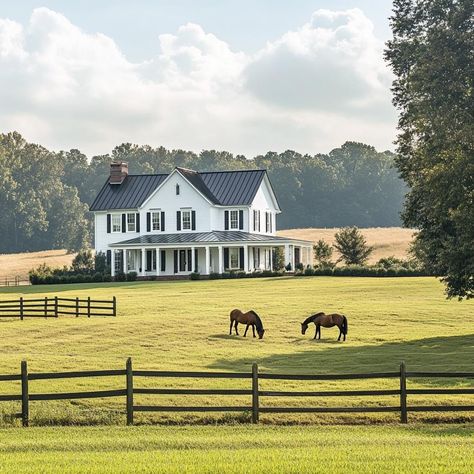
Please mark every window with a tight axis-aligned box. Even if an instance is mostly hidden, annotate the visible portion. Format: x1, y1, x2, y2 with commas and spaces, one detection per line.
230, 210, 239, 230
176, 183, 180, 195
127, 213, 136, 232
112, 214, 121, 233
253, 210, 260, 232
265, 211, 272, 233
229, 248, 240, 269
114, 250, 122, 272
152, 212, 160, 231
182, 210, 191, 230
127, 250, 136, 272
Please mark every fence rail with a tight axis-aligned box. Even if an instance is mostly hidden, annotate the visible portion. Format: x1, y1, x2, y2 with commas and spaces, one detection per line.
0, 359, 472, 427
0, 296, 116, 319
0, 276, 30, 287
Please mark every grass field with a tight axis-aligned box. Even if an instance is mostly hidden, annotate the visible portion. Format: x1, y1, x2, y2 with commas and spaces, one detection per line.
0, 276, 473, 426
278, 227, 415, 264
0, 424, 472, 473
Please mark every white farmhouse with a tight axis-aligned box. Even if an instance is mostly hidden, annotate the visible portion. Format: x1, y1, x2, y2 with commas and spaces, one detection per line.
90, 162, 312, 277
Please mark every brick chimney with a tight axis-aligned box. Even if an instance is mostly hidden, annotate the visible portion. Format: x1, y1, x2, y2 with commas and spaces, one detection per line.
109, 161, 128, 185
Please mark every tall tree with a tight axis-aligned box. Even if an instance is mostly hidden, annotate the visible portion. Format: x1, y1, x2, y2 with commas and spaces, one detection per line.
385, 0, 474, 298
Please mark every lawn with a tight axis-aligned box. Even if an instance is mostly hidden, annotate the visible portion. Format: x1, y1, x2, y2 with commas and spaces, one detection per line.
0, 424, 472, 473
0, 276, 473, 425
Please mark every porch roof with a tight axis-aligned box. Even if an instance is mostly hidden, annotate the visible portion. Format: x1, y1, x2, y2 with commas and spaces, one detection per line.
109, 231, 312, 247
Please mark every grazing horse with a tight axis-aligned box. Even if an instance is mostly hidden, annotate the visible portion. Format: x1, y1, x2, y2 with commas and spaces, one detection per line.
301, 312, 348, 341
229, 309, 265, 339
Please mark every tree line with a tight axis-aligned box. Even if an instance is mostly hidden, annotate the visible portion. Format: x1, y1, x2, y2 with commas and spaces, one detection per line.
0, 131, 405, 254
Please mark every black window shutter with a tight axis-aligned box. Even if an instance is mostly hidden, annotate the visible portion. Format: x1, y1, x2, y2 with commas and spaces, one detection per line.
107, 214, 111, 233
194, 248, 198, 273
146, 251, 152, 272
106, 250, 111, 266
270, 213, 273, 233
174, 250, 178, 273
146, 212, 151, 232
239, 247, 244, 270
187, 249, 192, 271
224, 248, 229, 269
265, 212, 269, 233
191, 211, 196, 230
239, 210, 244, 230
120, 250, 124, 272
122, 214, 126, 233
258, 210, 261, 232
161, 211, 165, 231
176, 211, 181, 231
136, 213, 140, 232
161, 250, 166, 272
224, 210, 229, 230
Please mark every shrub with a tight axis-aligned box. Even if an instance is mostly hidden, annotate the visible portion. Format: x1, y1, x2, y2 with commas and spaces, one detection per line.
334, 227, 373, 265
295, 262, 304, 272
209, 272, 221, 280
304, 266, 315, 276
190, 272, 201, 280
71, 249, 94, 273
285, 263, 292, 272
272, 248, 285, 271
126, 272, 138, 282
115, 272, 126, 282
94, 251, 108, 273
313, 240, 334, 268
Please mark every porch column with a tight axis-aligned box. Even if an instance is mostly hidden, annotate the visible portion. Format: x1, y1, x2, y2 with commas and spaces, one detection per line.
191, 246, 196, 273
218, 245, 224, 274
284, 244, 290, 270
141, 248, 146, 276
123, 249, 128, 274
111, 249, 115, 277
270, 247, 273, 271
205, 246, 210, 275
243, 244, 249, 273
156, 248, 160, 276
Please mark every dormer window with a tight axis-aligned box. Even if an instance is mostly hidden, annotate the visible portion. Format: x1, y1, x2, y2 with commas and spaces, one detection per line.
176, 184, 180, 195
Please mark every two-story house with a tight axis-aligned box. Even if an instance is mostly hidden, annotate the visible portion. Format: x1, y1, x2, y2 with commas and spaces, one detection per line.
90, 162, 313, 277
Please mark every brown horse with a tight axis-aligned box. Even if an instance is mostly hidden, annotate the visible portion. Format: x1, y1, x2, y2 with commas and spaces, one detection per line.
229, 309, 265, 339
301, 312, 348, 341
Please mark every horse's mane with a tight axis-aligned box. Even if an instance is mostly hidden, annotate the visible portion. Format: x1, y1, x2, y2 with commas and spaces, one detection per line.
303, 312, 325, 325
249, 310, 263, 332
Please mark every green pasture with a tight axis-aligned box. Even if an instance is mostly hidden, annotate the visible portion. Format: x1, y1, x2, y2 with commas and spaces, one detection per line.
0, 277, 473, 425
0, 424, 473, 473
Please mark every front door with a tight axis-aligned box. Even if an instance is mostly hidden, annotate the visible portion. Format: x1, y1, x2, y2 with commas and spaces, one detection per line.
179, 250, 187, 272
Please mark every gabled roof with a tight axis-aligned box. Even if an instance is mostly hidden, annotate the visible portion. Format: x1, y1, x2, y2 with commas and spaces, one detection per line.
109, 231, 311, 246
90, 174, 167, 211
90, 168, 268, 211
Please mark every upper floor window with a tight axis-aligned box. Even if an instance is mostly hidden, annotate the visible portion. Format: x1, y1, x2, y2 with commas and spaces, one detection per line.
112, 214, 121, 233
265, 211, 272, 233
253, 210, 260, 232
230, 210, 239, 230
176, 184, 180, 195
182, 210, 191, 230
127, 213, 136, 232
152, 212, 160, 231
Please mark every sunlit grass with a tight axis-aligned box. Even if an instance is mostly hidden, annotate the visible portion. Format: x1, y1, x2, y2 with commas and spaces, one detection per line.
0, 277, 473, 425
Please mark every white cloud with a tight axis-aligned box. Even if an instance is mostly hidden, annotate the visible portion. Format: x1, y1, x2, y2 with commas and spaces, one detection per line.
0, 7, 396, 157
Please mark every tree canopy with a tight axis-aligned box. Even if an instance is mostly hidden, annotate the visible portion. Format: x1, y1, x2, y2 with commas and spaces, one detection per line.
0, 132, 405, 255
385, 0, 473, 298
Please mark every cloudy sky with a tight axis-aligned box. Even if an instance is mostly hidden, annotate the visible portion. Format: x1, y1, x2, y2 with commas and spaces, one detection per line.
0, 1, 397, 157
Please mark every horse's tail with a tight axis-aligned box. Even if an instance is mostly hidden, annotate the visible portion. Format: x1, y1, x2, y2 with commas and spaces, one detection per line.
342, 315, 348, 335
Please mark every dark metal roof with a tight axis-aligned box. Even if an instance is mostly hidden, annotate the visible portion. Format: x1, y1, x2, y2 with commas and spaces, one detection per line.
200, 170, 265, 206
90, 174, 167, 211
110, 231, 311, 246
90, 168, 267, 211
176, 168, 219, 203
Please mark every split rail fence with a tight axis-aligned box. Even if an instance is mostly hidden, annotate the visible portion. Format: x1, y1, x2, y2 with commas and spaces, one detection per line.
0, 359, 473, 426
0, 297, 116, 319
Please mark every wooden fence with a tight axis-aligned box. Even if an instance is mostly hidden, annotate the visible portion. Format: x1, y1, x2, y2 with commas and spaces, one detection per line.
0, 276, 30, 287
0, 359, 473, 426
0, 297, 116, 319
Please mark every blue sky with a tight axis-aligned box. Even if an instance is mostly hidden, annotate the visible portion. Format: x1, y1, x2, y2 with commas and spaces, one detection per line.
0, 1, 397, 157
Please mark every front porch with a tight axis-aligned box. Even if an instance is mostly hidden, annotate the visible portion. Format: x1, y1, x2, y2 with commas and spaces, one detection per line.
109, 231, 312, 277
110, 242, 313, 277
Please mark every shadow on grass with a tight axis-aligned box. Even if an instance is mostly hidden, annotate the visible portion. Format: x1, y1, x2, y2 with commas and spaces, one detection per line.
209, 334, 474, 387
